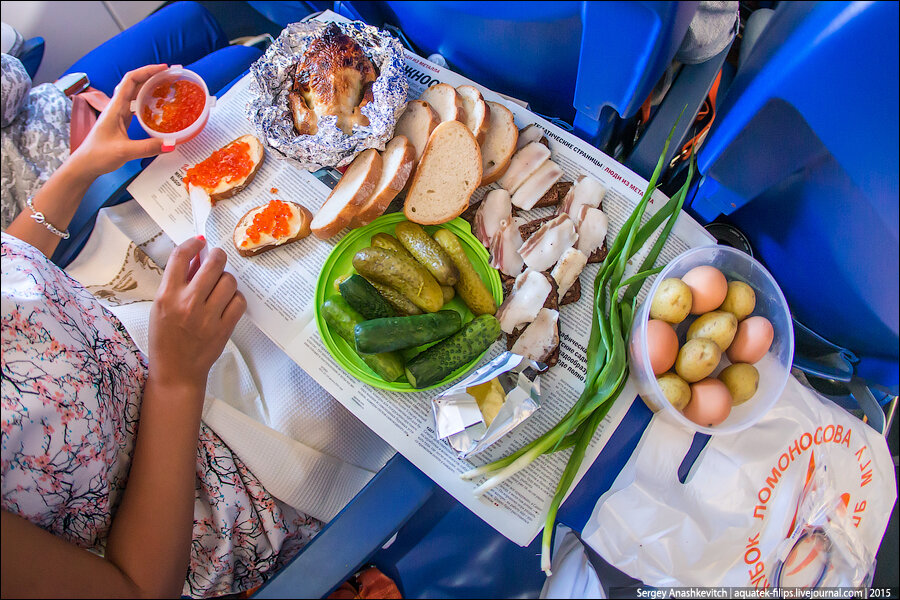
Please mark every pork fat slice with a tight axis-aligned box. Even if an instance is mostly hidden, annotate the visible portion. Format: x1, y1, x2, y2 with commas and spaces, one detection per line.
489, 218, 525, 277
499, 141, 551, 194
559, 175, 606, 227
474, 189, 512, 248
511, 160, 563, 210
518, 214, 578, 272
496, 270, 552, 334
575, 206, 609, 256
510, 308, 559, 364
550, 248, 588, 300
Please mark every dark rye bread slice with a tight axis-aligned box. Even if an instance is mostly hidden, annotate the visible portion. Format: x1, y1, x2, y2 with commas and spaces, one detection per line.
533, 180, 573, 210
588, 240, 609, 264
506, 281, 561, 368
559, 275, 581, 305
518, 214, 556, 240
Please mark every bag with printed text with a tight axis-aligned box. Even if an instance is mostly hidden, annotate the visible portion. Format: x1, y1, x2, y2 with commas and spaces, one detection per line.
581, 376, 896, 588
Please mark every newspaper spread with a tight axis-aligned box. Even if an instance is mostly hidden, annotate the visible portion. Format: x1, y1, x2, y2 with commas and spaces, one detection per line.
127, 11, 714, 547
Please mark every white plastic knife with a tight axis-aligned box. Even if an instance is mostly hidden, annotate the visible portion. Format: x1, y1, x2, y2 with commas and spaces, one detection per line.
188, 185, 211, 261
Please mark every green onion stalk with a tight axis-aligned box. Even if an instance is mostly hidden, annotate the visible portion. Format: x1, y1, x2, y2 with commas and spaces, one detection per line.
460, 116, 696, 575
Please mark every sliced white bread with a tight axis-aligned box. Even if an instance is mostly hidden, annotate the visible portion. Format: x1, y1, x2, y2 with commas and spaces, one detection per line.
419, 83, 466, 124
480, 101, 518, 186
233, 201, 313, 257
185, 134, 265, 204
456, 85, 490, 144
395, 100, 440, 164
311, 148, 382, 239
404, 120, 482, 225
350, 136, 416, 228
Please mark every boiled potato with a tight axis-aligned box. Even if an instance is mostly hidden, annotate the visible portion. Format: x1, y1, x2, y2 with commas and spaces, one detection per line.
675, 338, 721, 383
687, 311, 738, 351
719, 363, 759, 405
719, 281, 756, 321
657, 372, 691, 411
650, 278, 692, 324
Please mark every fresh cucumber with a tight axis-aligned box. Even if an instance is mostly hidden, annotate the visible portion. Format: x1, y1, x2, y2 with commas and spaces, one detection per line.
320, 297, 405, 382
339, 274, 395, 319
367, 280, 424, 316
354, 310, 462, 353
352, 247, 444, 313
405, 314, 501, 388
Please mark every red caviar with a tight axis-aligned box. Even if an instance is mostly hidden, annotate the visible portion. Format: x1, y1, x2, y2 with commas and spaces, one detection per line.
270, 187, 279, 194
142, 80, 205, 133
182, 141, 254, 197
242, 200, 294, 247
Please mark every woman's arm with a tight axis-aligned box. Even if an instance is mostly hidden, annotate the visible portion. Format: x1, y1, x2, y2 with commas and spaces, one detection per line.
5, 64, 167, 258
1, 237, 246, 599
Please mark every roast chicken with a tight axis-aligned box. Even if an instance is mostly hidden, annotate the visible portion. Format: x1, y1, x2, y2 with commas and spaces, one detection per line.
289, 23, 378, 136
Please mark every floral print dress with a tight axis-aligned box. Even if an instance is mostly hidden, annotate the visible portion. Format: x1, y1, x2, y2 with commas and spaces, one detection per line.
0, 233, 321, 597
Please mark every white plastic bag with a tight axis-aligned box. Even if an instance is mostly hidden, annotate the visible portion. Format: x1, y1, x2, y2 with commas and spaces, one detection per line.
581, 375, 896, 588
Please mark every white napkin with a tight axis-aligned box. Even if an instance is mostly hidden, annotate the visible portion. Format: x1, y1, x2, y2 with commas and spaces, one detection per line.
66, 201, 396, 522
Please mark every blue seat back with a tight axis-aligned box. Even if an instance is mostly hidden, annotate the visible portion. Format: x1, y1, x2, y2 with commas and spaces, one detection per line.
689, 1, 899, 384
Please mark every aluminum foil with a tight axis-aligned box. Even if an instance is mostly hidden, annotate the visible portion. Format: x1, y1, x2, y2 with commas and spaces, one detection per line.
246, 20, 408, 171
432, 352, 547, 459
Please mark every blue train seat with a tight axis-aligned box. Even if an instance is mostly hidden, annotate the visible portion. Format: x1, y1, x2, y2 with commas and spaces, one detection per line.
688, 1, 899, 386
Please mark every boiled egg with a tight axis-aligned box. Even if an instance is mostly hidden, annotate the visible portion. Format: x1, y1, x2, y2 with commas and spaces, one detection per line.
682, 266, 728, 314
646, 319, 679, 375
683, 378, 733, 427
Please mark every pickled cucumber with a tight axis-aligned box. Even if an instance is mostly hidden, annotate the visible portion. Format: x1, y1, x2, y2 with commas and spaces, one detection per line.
395, 221, 459, 286
367, 280, 424, 316
433, 229, 497, 316
405, 314, 501, 388
320, 297, 405, 382
353, 247, 444, 313
371, 232, 414, 259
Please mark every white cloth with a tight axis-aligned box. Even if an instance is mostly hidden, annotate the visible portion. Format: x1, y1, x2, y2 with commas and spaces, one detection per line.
581, 375, 897, 587
65, 200, 396, 522
540, 525, 606, 599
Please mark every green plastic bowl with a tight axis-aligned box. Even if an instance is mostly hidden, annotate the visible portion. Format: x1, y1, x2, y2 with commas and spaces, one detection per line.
314, 213, 504, 392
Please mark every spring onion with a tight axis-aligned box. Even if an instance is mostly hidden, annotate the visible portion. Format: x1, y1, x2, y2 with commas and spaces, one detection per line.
461, 116, 697, 574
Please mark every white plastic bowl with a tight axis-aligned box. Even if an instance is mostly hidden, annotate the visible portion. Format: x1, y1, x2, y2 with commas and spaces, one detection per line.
628, 245, 794, 435
132, 65, 214, 150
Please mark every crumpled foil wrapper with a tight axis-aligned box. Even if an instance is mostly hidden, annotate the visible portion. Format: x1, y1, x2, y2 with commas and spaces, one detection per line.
246, 20, 408, 171
432, 352, 546, 460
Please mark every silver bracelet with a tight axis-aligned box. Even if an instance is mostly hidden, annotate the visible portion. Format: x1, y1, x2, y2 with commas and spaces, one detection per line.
26, 196, 70, 240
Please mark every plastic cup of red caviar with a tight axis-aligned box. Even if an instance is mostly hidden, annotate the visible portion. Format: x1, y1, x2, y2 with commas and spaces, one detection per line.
131, 65, 215, 151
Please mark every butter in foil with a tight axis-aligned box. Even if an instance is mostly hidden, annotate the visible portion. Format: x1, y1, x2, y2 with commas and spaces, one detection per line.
246, 19, 408, 171
432, 352, 545, 459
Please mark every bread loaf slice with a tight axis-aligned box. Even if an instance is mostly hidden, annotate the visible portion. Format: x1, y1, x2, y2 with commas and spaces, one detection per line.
479, 102, 518, 186
395, 100, 440, 164
233, 201, 313, 257
184, 134, 266, 204
311, 148, 382, 239
404, 121, 482, 225
419, 83, 466, 124
351, 136, 415, 227
456, 85, 490, 144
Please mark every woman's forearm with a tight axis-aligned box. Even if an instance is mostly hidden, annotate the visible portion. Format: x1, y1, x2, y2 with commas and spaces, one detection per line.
5, 155, 97, 258
103, 375, 206, 598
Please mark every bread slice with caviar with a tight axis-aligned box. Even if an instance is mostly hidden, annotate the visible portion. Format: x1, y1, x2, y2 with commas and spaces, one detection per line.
351, 135, 416, 228
183, 134, 265, 204
233, 200, 313, 257
311, 148, 382, 239
404, 120, 482, 225
479, 102, 518, 186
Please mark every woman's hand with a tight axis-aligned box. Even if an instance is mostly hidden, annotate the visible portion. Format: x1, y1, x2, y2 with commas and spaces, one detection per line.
69, 64, 169, 179
148, 237, 246, 391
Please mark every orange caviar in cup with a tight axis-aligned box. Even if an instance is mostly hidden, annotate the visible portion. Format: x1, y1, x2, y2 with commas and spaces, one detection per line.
242, 200, 294, 247
182, 141, 253, 199
142, 80, 205, 133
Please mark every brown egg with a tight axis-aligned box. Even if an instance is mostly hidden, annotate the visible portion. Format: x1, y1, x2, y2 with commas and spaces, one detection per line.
683, 378, 733, 427
682, 266, 728, 314
646, 319, 679, 375
726, 316, 774, 364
